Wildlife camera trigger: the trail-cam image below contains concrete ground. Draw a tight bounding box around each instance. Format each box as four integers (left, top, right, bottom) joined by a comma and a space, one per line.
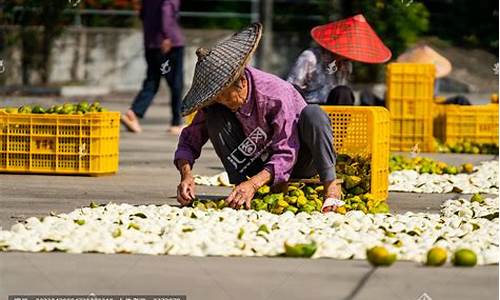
0, 97, 498, 300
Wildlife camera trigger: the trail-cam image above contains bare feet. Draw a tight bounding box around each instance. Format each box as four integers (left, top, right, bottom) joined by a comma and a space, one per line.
324, 179, 342, 199
168, 125, 186, 135
121, 110, 142, 133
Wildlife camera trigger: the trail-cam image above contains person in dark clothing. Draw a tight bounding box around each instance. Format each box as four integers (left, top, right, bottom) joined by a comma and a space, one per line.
360, 88, 385, 106
287, 14, 391, 105
121, 0, 185, 134
444, 95, 471, 105
325, 85, 355, 105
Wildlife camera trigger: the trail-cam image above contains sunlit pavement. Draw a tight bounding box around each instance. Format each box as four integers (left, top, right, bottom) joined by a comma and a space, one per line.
0, 96, 498, 300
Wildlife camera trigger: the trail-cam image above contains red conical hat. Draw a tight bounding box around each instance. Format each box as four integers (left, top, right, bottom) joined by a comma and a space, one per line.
311, 14, 392, 64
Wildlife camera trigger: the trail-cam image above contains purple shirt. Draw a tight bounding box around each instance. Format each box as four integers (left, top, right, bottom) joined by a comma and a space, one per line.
174, 67, 307, 186
140, 0, 185, 48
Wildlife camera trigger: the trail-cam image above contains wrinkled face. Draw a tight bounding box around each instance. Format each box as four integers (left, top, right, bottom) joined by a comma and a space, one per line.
214, 75, 248, 112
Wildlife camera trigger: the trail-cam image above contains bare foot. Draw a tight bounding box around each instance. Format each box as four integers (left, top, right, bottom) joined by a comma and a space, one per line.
321, 179, 343, 213
121, 110, 142, 133
322, 203, 338, 213
323, 179, 342, 199
168, 125, 186, 135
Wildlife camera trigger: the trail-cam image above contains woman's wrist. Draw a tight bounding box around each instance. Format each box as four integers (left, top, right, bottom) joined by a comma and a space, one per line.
176, 160, 192, 180
248, 179, 259, 192
181, 173, 193, 181
248, 169, 272, 192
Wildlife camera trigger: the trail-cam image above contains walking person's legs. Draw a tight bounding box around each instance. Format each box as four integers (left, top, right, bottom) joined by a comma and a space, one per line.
164, 47, 185, 133
122, 48, 162, 133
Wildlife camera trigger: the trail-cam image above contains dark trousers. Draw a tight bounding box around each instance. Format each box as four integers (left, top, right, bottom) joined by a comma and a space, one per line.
131, 47, 184, 126
326, 85, 355, 105
360, 88, 385, 106
204, 104, 336, 185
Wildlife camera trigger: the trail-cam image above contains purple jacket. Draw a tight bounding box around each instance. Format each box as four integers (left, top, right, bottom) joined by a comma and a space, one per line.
140, 0, 185, 48
174, 67, 307, 186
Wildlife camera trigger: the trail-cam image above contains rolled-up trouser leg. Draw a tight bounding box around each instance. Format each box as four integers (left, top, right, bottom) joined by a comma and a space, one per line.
204, 104, 264, 185
291, 105, 336, 182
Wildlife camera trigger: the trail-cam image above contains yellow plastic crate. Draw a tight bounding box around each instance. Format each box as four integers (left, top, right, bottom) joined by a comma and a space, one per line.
440, 104, 499, 145
434, 96, 446, 104
0, 111, 120, 175
432, 100, 447, 141
386, 63, 436, 152
321, 106, 390, 200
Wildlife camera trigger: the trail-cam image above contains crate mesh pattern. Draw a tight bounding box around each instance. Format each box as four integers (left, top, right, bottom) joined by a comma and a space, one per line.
0, 112, 120, 175
321, 106, 390, 200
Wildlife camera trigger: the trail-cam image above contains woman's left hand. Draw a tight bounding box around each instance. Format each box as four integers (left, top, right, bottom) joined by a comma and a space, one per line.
226, 180, 257, 209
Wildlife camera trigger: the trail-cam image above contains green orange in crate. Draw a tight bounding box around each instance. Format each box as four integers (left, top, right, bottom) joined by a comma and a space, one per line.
0, 102, 119, 175
3, 101, 108, 115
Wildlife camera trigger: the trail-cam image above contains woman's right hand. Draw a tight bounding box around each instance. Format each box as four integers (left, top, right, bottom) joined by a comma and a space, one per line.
177, 175, 196, 206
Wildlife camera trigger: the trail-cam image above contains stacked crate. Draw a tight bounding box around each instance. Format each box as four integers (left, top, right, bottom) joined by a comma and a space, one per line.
435, 104, 499, 145
386, 63, 436, 152
0, 111, 120, 175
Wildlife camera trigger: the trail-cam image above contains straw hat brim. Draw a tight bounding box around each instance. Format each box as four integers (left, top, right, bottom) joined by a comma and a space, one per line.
181, 23, 262, 116
397, 45, 452, 78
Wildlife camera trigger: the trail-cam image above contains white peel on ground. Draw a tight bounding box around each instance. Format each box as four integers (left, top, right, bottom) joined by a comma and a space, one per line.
194, 172, 232, 187
0, 197, 498, 265
389, 161, 499, 194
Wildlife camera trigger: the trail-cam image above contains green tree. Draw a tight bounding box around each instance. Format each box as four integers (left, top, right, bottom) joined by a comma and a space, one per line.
3, 0, 69, 84
423, 0, 498, 53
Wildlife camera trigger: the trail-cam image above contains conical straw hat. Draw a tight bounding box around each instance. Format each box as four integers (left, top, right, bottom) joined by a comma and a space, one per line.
181, 23, 262, 116
311, 14, 392, 64
397, 45, 452, 78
